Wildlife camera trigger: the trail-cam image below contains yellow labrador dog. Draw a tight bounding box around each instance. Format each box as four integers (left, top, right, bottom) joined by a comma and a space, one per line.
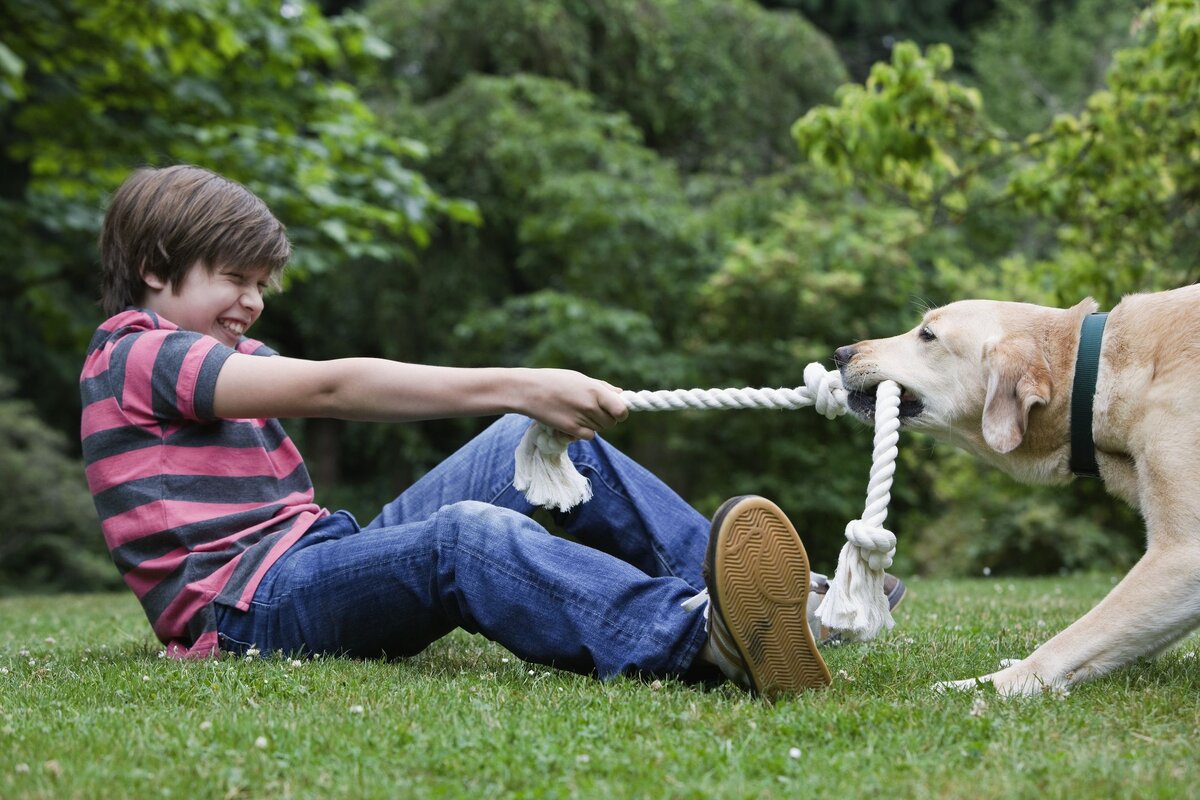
834, 283, 1200, 696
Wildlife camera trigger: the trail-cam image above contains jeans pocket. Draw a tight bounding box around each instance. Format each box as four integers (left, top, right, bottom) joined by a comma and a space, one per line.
213, 600, 269, 655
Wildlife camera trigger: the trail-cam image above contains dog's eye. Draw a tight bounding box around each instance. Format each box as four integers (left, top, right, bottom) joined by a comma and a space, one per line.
918, 326, 937, 342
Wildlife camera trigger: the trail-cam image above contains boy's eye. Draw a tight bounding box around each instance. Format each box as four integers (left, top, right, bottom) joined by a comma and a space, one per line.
918, 326, 937, 342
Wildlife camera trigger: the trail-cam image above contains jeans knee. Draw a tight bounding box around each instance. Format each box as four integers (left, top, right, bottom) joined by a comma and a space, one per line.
437, 499, 494, 527
434, 501, 530, 550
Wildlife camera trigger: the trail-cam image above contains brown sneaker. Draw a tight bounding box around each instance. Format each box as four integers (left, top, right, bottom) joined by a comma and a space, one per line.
700, 496, 831, 700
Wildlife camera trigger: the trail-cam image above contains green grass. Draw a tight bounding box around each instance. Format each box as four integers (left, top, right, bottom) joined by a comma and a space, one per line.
2, 576, 1199, 799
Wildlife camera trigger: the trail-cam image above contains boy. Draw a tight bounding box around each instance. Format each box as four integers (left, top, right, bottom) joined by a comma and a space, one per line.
82, 165, 902, 700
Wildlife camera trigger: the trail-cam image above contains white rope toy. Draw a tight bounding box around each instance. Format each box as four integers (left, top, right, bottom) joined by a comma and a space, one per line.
513, 362, 903, 642
816, 379, 900, 641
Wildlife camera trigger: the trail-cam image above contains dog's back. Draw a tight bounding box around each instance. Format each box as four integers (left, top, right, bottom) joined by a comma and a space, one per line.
1094, 284, 1200, 506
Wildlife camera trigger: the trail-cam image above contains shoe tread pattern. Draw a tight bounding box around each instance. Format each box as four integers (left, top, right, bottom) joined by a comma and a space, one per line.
713, 498, 832, 698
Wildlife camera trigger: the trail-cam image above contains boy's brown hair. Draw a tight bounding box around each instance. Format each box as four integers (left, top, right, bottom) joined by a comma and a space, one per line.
99, 165, 291, 316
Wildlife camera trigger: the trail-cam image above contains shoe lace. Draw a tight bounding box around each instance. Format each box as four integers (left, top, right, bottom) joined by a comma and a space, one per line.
680, 570, 827, 615
680, 588, 709, 614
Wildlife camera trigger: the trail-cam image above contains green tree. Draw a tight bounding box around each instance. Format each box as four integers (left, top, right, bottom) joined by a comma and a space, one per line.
761, 0, 998, 79
4, 0, 1180, 585
792, 0, 1198, 303
301, 0, 851, 516
971, 0, 1139, 136
364, 0, 848, 175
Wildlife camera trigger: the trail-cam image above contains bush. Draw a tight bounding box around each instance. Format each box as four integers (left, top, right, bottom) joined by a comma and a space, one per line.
365, 0, 848, 175
0, 378, 118, 594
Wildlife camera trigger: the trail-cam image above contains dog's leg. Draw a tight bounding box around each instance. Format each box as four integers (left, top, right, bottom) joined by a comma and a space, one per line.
937, 543, 1200, 696
940, 400, 1200, 697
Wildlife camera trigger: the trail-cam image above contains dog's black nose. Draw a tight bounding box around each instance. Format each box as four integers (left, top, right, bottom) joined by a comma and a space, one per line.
833, 345, 857, 368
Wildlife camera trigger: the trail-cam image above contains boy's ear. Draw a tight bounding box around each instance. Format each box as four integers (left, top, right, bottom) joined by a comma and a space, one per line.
140, 264, 167, 292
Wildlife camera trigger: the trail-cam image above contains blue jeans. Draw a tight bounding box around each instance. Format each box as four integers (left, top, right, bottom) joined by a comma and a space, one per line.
214, 414, 712, 678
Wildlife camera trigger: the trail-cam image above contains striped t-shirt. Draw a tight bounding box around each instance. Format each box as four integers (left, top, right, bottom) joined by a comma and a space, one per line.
80, 308, 327, 657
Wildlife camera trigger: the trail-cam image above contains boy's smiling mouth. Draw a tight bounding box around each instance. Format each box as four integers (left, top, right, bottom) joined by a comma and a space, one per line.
218, 318, 248, 339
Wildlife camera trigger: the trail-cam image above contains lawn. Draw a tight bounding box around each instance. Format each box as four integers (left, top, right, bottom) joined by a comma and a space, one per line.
2, 575, 1198, 799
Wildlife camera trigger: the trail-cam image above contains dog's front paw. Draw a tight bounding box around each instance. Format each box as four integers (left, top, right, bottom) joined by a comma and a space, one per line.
935, 660, 1071, 698
933, 675, 992, 694
994, 666, 1074, 697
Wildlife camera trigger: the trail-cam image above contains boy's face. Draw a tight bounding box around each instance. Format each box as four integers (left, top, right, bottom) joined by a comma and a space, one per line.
141, 261, 272, 347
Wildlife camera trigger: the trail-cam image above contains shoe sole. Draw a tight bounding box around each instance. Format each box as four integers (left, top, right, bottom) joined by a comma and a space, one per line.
706, 496, 831, 700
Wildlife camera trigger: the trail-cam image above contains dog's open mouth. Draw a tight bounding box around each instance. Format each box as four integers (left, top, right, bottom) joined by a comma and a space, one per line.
847, 384, 925, 420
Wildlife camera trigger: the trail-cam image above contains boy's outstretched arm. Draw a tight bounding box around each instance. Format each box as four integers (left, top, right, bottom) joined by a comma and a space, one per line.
213, 354, 628, 440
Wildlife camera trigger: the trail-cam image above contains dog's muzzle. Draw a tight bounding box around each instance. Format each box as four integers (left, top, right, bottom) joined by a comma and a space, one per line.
834, 348, 924, 420
845, 385, 925, 420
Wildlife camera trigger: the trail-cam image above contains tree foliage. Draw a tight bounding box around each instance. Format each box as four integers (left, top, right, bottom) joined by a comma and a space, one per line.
970, 0, 1138, 136
793, 0, 1200, 304
761, 0, 997, 79
364, 0, 848, 175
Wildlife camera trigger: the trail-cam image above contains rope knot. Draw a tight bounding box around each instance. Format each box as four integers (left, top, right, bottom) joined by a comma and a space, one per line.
843, 519, 896, 570
803, 362, 848, 420
535, 427, 568, 456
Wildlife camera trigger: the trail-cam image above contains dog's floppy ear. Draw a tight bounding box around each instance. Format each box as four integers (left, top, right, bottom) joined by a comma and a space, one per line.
981, 336, 1052, 453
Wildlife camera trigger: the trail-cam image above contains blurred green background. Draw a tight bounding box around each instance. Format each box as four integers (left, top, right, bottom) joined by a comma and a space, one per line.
2, 0, 1196, 594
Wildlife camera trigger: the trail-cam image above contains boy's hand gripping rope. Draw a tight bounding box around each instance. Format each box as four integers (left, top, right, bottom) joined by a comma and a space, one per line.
512, 363, 903, 643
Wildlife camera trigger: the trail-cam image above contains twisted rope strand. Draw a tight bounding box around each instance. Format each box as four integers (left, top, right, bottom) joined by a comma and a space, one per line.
841, 380, 900, 572
865, 381, 900, 527
619, 363, 850, 419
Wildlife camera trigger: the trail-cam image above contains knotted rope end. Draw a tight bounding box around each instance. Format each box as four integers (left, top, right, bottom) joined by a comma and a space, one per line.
815, 540, 896, 641
816, 379, 902, 643
513, 422, 592, 512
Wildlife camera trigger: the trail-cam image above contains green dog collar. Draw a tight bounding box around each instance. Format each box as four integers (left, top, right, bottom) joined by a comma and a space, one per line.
1069, 312, 1108, 478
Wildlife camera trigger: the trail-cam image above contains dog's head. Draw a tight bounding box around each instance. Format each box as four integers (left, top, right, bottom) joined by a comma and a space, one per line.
835, 299, 1096, 461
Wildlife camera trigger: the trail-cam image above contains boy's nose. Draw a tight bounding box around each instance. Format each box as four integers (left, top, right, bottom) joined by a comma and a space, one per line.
242, 286, 264, 311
